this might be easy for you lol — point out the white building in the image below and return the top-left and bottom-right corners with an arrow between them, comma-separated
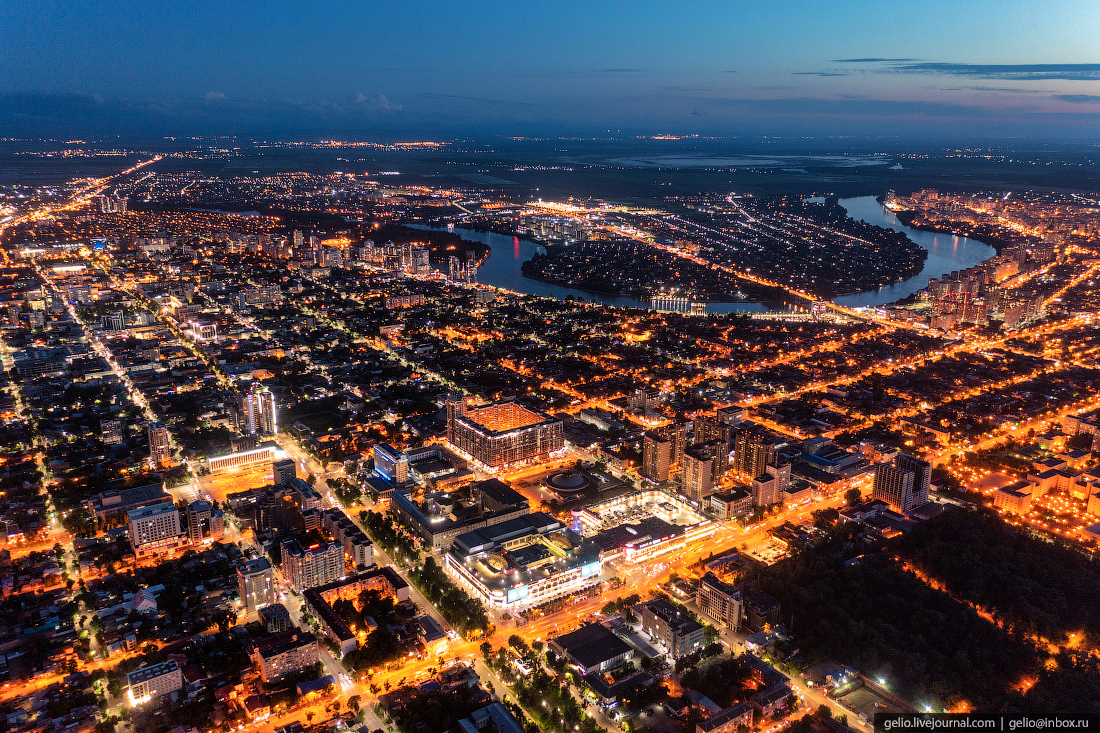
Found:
127,659 -> 183,706
127,502 -> 183,557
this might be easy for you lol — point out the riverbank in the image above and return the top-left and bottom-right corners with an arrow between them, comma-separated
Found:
892,209 -> 1012,253
833,196 -> 997,308
410,224 -> 772,313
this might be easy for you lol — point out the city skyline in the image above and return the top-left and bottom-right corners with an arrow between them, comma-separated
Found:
2,3 -> 1100,730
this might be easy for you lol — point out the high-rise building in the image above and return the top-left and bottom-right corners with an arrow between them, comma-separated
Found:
147,421 -> 171,465
280,539 -> 343,591
127,502 -> 183,557
656,422 -> 687,468
237,557 -> 276,613
412,247 -> 431,275
449,255 -> 463,282
445,393 -> 467,435
642,431 -> 671,482
239,383 -> 277,436
697,438 -> 729,479
751,462 -> 790,508
272,458 -> 296,486
896,453 -> 931,509
681,443 -> 714,503
733,427 -> 781,480
696,413 -> 734,449
873,463 -> 917,513
184,501 -> 224,544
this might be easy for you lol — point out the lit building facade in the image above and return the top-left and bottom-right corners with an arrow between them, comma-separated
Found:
280,538 -> 343,591
447,400 -> 563,470
238,557 -> 276,613
127,502 -> 183,557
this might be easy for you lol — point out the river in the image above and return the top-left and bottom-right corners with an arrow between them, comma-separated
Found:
409,225 -> 768,313
832,196 -> 996,308
414,199 -> 995,312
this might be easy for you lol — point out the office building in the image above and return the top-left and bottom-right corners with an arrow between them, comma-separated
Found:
236,285 -> 282,309
373,443 -> 409,484
272,458 -> 297,486
127,502 -> 183,557
127,660 -> 183,706
102,310 -> 125,332
639,598 -> 705,658
391,479 -> 530,551
147,421 -> 171,465
206,442 -> 279,474
280,539 -> 343,591
88,483 -> 170,522
741,589 -> 782,633
681,443 -> 714,503
447,400 -> 563,470
184,500 -> 224,544
696,572 -> 742,631
710,488 -> 752,520
238,557 -> 276,613
751,462 -> 790,508
642,431 -> 672,482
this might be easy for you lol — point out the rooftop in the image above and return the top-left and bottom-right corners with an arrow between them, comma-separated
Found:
464,401 -> 546,432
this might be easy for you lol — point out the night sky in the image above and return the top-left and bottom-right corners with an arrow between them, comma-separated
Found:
3,0 -> 1099,139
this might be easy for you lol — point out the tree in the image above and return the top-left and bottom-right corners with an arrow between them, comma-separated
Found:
812,507 -> 841,529
601,601 -> 618,615
480,641 -> 493,660
844,488 -> 862,506
348,695 -> 361,716
307,473 -> 317,487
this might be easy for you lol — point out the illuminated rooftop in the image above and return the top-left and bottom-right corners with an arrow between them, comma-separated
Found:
464,401 -> 546,432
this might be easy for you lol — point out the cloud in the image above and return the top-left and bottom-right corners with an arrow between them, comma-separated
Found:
350,93 -> 402,112
415,92 -> 535,107
1055,94 -> 1100,103
808,60 -> 1100,82
204,91 -> 226,102
832,58 -> 917,63
888,62 -> 1100,81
